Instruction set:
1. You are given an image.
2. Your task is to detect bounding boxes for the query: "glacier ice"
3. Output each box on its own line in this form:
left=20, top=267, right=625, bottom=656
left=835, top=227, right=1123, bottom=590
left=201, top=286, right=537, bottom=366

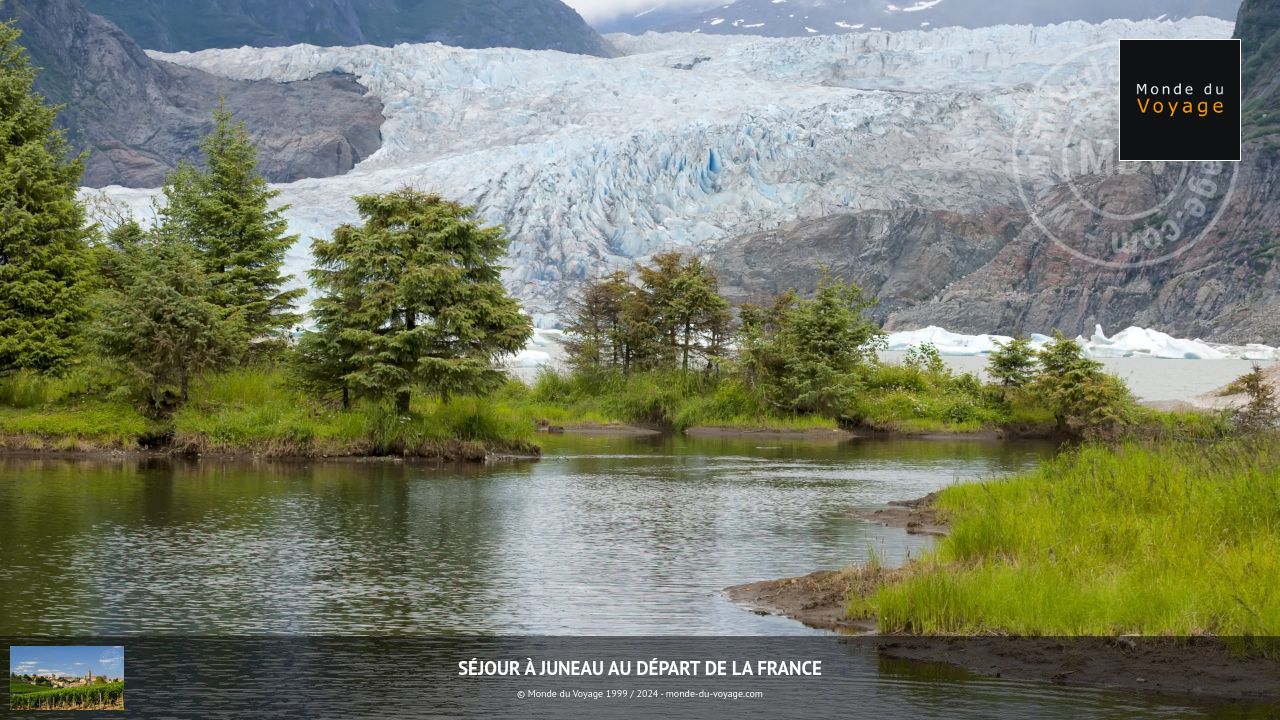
left=87, top=18, right=1233, bottom=328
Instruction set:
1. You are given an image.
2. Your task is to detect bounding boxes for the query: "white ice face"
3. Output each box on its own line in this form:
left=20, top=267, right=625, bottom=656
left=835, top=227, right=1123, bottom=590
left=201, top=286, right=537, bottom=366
left=89, top=17, right=1232, bottom=328
left=885, top=326, right=1280, bottom=361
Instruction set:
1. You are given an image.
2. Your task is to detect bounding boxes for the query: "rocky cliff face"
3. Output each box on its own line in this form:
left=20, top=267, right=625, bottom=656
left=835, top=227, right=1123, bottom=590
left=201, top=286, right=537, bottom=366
left=711, top=208, right=1029, bottom=321
left=3, top=0, right=385, bottom=188
left=82, top=0, right=616, bottom=57
left=708, top=0, right=1280, bottom=344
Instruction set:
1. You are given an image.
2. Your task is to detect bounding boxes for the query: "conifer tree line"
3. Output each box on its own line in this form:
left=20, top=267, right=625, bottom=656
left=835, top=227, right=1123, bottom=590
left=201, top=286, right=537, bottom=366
left=564, top=254, right=888, bottom=416
left=0, top=24, right=530, bottom=417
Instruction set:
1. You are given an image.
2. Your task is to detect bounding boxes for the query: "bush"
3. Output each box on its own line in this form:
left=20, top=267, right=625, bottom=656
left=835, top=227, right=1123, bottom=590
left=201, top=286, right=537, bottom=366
left=1234, top=366, right=1279, bottom=432
left=1033, top=333, right=1135, bottom=438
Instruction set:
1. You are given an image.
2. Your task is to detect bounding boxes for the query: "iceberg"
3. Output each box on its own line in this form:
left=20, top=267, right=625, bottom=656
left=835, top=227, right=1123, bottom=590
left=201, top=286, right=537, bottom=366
left=886, top=324, right=1278, bottom=361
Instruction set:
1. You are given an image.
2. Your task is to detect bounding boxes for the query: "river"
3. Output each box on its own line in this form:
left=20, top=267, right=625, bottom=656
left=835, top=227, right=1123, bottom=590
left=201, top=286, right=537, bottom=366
left=0, top=436, right=1263, bottom=718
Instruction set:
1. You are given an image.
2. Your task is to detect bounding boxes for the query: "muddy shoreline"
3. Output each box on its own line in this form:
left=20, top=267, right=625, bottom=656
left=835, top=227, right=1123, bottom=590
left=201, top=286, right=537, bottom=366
left=726, top=495, right=1280, bottom=704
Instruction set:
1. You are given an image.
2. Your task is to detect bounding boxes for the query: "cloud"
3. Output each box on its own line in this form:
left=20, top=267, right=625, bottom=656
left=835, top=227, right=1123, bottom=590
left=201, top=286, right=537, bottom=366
left=561, top=0, right=721, bottom=23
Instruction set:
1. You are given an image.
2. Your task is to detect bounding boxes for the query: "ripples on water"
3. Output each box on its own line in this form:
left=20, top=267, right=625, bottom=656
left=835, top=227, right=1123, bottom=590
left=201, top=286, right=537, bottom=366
left=1, top=436, right=1265, bottom=718
left=0, top=436, right=1049, bottom=636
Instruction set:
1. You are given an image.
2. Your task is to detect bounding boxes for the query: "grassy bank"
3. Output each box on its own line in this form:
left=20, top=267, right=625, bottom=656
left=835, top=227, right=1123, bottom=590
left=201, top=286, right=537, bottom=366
left=0, top=368, right=538, bottom=459
left=0, top=360, right=1236, bottom=457
left=499, top=365, right=1233, bottom=438
left=849, top=440, right=1280, bottom=638
left=495, top=370, right=840, bottom=433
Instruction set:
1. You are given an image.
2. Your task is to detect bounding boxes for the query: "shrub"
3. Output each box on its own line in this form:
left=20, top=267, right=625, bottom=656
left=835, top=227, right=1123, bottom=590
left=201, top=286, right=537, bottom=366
left=1234, top=366, right=1279, bottom=432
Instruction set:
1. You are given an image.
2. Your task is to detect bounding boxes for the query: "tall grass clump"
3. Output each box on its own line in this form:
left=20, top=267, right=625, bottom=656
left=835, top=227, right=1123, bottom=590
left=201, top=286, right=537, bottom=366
left=175, top=367, right=536, bottom=457
left=860, top=440, right=1280, bottom=639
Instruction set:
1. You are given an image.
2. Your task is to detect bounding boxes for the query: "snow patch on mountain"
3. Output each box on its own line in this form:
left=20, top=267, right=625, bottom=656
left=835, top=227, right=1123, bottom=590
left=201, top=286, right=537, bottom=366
left=89, top=17, right=1232, bottom=327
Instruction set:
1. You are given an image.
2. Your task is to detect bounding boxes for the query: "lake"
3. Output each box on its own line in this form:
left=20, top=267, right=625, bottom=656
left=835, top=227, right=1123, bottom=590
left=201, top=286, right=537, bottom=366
left=0, top=436, right=1262, bottom=718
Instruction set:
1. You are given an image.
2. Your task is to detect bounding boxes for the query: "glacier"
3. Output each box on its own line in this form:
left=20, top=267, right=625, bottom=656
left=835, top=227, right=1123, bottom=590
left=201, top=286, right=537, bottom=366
left=86, top=17, right=1234, bottom=328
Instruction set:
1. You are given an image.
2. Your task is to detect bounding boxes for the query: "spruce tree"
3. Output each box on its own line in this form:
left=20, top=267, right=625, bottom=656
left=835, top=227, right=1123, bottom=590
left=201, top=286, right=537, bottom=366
left=635, top=253, right=731, bottom=372
left=309, top=189, right=533, bottom=414
left=988, top=337, right=1038, bottom=389
left=289, top=280, right=362, bottom=410
left=740, top=279, right=884, bottom=415
left=160, top=102, right=303, bottom=343
left=0, top=23, right=90, bottom=374
left=94, top=232, right=240, bottom=415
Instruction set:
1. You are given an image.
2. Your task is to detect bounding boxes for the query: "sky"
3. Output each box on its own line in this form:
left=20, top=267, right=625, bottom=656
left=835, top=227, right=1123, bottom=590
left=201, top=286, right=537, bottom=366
left=562, top=0, right=720, bottom=23
left=10, top=646, right=125, bottom=680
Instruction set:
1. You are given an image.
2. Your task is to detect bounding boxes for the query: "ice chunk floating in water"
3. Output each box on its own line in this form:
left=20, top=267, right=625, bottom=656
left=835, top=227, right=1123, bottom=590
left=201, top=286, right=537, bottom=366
left=886, top=325, right=1280, bottom=361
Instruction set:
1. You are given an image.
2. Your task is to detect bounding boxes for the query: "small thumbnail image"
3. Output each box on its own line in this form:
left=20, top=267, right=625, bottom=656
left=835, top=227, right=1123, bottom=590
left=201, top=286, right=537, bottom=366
left=9, top=646, right=124, bottom=711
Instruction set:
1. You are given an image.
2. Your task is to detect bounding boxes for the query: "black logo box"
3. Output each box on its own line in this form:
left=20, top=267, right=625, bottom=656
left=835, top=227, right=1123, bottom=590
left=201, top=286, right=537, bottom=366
left=1119, top=38, right=1241, bottom=162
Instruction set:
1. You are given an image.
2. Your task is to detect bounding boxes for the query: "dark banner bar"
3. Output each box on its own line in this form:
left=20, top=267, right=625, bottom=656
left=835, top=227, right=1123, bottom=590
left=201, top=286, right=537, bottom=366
left=6, top=637, right=1279, bottom=719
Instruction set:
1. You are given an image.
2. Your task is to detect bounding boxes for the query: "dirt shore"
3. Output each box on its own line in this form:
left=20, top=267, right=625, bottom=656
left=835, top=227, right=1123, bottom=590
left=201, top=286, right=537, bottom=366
left=726, top=494, right=1280, bottom=704
left=850, top=492, right=948, bottom=537
left=684, top=426, right=855, bottom=440
left=726, top=566, right=893, bottom=634
left=879, top=636, right=1280, bottom=704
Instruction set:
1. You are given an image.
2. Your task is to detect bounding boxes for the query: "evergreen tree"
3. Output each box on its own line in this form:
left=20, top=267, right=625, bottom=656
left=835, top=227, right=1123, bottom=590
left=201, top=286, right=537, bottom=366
left=563, top=271, right=629, bottom=371
left=635, top=252, right=731, bottom=372
left=289, top=279, right=362, bottom=410
left=309, top=189, right=533, bottom=414
left=160, top=102, right=303, bottom=343
left=0, top=23, right=90, bottom=374
left=1034, top=331, right=1132, bottom=436
left=741, top=278, right=884, bottom=415
left=94, top=232, right=240, bottom=415
left=988, top=337, right=1038, bottom=389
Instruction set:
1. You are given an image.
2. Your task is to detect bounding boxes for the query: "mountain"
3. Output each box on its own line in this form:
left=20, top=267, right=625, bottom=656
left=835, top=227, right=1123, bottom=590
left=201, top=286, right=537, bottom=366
left=81, top=0, right=617, bottom=57
left=1239, top=0, right=1280, bottom=140
left=866, top=0, right=1280, bottom=342
left=3, top=0, right=385, bottom=188
left=97, top=16, right=1247, bottom=335
left=614, top=0, right=1242, bottom=36
left=596, top=3, right=723, bottom=34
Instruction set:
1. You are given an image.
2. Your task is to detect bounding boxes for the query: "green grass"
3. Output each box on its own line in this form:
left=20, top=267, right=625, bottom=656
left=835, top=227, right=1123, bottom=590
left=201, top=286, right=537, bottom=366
left=851, top=440, right=1280, bottom=638
left=173, top=368, right=538, bottom=457
left=10, top=681, right=124, bottom=711
left=0, top=366, right=539, bottom=459
left=500, top=369, right=837, bottom=432
left=0, top=359, right=1239, bottom=455
left=847, top=365, right=1015, bottom=434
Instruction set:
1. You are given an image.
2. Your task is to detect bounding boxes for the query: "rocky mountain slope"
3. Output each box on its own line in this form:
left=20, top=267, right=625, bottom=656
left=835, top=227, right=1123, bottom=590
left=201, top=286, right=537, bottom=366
left=4, top=0, right=385, bottom=188
left=93, top=17, right=1234, bottom=331
left=711, top=0, right=1280, bottom=343
left=876, top=0, right=1280, bottom=343
left=82, top=0, right=616, bottom=57
left=614, top=0, right=1241, bottom=36
left=711, top=208, right=1030, bottom=321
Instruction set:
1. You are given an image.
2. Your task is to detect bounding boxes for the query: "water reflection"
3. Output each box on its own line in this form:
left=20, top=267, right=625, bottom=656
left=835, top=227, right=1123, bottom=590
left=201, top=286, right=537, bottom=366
left=0, top=437, right=1049, bottom=637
